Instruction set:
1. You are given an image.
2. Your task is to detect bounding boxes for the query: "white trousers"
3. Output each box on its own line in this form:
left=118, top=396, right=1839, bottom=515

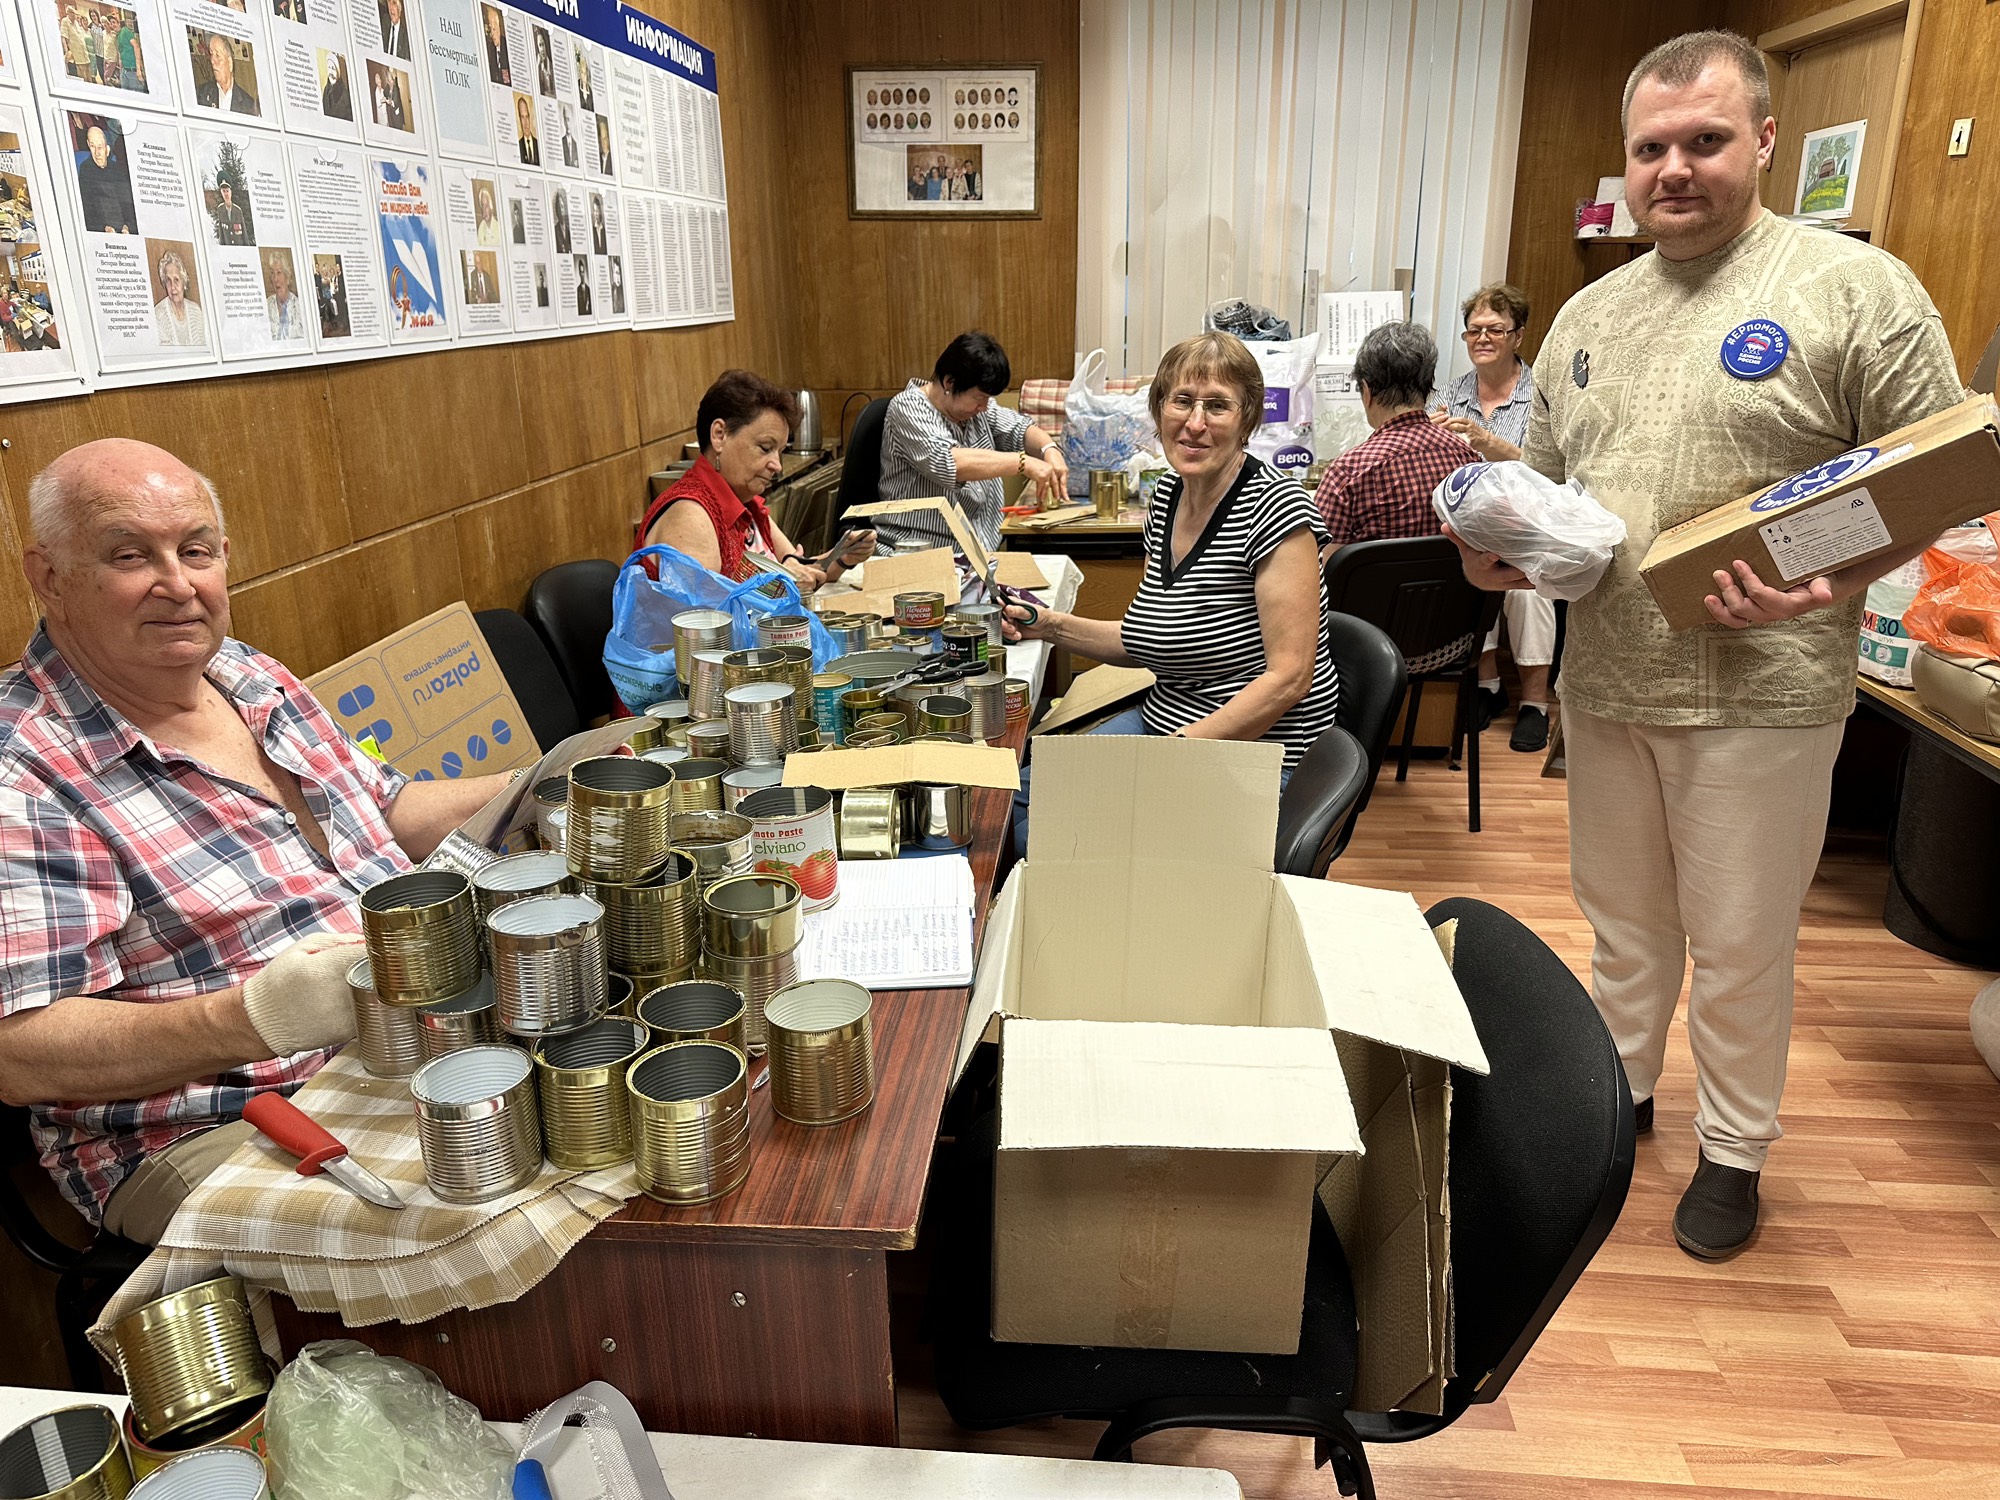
left=1482, top=589, right=1556, bottom=669
left=1565, top=709, right=1845, bottom=1171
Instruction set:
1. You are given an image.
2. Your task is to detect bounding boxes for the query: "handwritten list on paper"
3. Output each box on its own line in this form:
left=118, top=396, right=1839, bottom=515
left=797, top=857, right=976, bottom=989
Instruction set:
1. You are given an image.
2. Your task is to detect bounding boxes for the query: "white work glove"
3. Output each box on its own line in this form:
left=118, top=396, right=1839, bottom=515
left=240, top=932, right=368, bottom=1058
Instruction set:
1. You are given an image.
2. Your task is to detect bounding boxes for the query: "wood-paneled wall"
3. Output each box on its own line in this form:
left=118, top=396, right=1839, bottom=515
left=778, top=0, right=1081, bottom=427
left=1505, top=0, right=2000, bottom=381
left=0, top=1, right=804, bottom=674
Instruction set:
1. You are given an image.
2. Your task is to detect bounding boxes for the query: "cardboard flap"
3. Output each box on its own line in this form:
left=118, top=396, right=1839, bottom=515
left=1027, top=735, right=1283, bottom=872
left=991, top=552, right=1050, bottom=588
left=843, top=495, right=993, bottom=577
left=782, top=743, right=1020, bottom=791
left=1273, top=879, right=1489, bottom=1074
left=997, top=1018, right=1358, bottom=1155
left=1030, top=666, right=1155, bottom=736
left=850, top=547, right=960, bottom=595
left=957, top=865, right=1025, bottom=1083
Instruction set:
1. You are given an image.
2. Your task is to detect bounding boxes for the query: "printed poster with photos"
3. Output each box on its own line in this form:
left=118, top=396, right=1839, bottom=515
left=187, top=123, right=313, bottom=357
left=25, top=0, right=176, bottom=110
left=288, top=137, right=387, bottom=348
left=373, top=152, right=447, bottom=341
left=0, top=100, right=83, bottom=394
left=439, top=160, right=505, bottom=334
left=267, top=0, right=363, bottom=143
left=496, top=165, right=549, bottom=330
left=165, top=0, right=277, bottom=129
left=848, top=63, right=1036, bottom=217
left=344, top=0, right=425, bottom=153
left=55, top=105, right=217, bottom=368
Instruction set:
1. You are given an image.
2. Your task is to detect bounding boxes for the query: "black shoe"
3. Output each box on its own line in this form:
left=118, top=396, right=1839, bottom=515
left=1633, top=1096, right=1652, bottom=1135
left=1474, top=685, right=1507, bottom=732
left=1674, top=1156, right=1760, bottom=1261
left=1509, top=706, right=1550, bottom=752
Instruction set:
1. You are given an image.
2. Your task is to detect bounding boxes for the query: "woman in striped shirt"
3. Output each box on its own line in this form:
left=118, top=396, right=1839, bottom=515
left=1006, top=332, right=1339, bottom=843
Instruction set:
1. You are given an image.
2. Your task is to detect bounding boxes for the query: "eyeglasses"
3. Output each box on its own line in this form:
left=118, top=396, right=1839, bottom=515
left=1462, top=325, right=1518, bottom=342
left=1164, top=393, right=1242, bottom=419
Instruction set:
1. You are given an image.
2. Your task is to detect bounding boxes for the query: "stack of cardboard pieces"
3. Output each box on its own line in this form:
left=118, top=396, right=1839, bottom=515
left=956, top=735, right=1488, bottom=1413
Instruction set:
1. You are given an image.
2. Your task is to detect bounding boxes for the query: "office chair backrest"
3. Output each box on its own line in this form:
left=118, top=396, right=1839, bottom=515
left=1324, top=612, right=1406, bottom=781
left=473, top=608, right=581, bottom=753
left=1323, top=536, right=1489, bottom=670
left=525, top=559, right=620, bottom=722
left=1271, top=725, right=1369, bottom=878
left=1424, top=896, right=1634, bottom=1419
left=837, top=398, right=892, bottom=521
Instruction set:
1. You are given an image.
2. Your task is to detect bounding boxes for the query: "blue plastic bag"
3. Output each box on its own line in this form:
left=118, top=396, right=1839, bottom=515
left=1063, top=349, right=1156, bottom=499
left=603, top=545, right=839, bottom=711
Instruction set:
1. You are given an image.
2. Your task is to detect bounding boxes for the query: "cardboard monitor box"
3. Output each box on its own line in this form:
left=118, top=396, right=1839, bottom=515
left=306, top=603, right=539, bottom=782
left=957, top=735, right=1487, bottom=1405
left=1640, top=395, right=2000, bottom=632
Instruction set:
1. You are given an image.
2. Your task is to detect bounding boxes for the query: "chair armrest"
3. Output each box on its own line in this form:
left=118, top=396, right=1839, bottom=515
left=1273, top=724, right=1368, bottom=878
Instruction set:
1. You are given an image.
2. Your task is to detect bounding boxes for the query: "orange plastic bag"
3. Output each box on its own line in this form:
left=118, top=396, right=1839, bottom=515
left=1904, top=562, right=2000, bottom=663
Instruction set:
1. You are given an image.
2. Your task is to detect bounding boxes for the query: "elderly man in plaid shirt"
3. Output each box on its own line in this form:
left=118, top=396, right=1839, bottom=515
left=0, top=440, right=511, bottom=1241
left=1314, top=321, right=1479, bottom=553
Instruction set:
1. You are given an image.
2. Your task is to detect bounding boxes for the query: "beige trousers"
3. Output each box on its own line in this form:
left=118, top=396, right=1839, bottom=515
left=1565, top=708, right=1845, bottom=1172
left=101, top=1120, right=258, bottom=1245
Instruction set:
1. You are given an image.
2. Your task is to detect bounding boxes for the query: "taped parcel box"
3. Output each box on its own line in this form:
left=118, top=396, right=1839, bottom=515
left=306, top=603, right=538, bottom=781
left=954, top=736, right=1487, bottom=1400
left=1640, top=396, right=2000, bottom=631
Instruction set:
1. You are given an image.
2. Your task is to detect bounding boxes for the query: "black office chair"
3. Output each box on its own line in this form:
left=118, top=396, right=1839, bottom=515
left=525, top=559, right=620, bottom=723
left=928, top=897, right=1634, bottom=1499
left=1, top=1107, right=145, bottom=1391
left=1274, top=724, right=1369, bottom=878
left=837, top=397, right=891, bottom=524
left=474, top=608, right=581, bottom=753
left=1323, top=538, right=1499, bottom=833
left=1322, top=612, right=1408, bottom=860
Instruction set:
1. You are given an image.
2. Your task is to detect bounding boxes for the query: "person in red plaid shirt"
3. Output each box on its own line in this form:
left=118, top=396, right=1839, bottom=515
left=0, top=440, right=512, bottom=1240
left=1314, top=321, right=1478, bottom=553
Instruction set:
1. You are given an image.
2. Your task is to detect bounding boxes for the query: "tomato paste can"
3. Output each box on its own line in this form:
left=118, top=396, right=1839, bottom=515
left=738, top=785, right=840, bottom=911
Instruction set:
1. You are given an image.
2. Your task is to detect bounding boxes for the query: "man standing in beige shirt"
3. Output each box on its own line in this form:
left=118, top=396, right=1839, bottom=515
left=1450, top=31, right=1967, bottom=1259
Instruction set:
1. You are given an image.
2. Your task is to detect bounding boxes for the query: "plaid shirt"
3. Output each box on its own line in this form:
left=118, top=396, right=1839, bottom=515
left=1315, top=410, right=1480, bottom=549
left=0, top=629, right=413, bottom=1222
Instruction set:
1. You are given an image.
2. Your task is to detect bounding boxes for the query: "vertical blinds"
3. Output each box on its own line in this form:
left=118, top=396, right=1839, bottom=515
left=1077, top=0, right=1532, bottom=384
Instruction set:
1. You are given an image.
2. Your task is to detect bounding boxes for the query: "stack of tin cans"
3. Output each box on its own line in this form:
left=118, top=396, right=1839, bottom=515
left=696, top=873, right=803, bottom=1053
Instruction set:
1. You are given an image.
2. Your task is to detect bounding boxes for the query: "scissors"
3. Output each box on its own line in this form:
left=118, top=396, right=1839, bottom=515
left=984, top=557, right=1039, bottom=628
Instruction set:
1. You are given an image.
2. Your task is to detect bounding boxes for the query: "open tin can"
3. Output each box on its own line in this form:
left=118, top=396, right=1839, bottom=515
left=359, top=870, right=480, bottom=1007
left=765, top=978, right=875, bottom=1126
left=535, top=1015, right=650, bottom=1169
left=627, top=1041, right=752, bottom=1204
left=637, top=979, right=746, bottom=1053
left=565, top=758, right=675, bottom=884
left=346, top=957, right=425, bottom=1079
left=410, top=1045, right=544, bottom=1203
left=414, top=974, right=499, bottom=1060
left=111, top=1277, right=270, bottom=1445
left=488, top=894, right=609, bottom=1037
left=126, top=1446, right=267, bottom=1499
left=0, top=1404, right=133, bottom=1500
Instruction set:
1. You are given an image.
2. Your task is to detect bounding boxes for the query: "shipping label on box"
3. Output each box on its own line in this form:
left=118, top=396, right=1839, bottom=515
left=306, top=603, right=538, bottom=782
left=1639, top=396, right=2000, bottom=632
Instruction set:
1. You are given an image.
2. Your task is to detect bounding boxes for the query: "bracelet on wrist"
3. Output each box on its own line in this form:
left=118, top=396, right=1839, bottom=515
left=1016, top=450, right=1027, bottom=476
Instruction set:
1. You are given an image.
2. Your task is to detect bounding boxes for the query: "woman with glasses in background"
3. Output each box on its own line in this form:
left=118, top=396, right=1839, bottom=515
left=1431, top=282, right=1557, bottom=751
left=1005, top=331, right=1338, bottom=844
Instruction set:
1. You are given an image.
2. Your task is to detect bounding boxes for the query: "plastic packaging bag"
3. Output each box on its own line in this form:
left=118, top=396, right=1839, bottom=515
left=1062, top=349, right=1156, bottom=499
left=1859, top=557, right=1926, bottom=686
left=1243, top=331, right=1323, bottom=478
left=1204, top=297, right=1292, bottom=342
left=1904, top=559, right=2000, bottom=663
left=265, top=1340, right=515, bottom=1500
left=603, top=543, right=837, bottom=710
left=1432, top=460, right=1627, bottom=602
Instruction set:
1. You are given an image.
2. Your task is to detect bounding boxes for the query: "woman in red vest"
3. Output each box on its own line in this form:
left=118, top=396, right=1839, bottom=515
left=635, top=370, right=874, bottom=585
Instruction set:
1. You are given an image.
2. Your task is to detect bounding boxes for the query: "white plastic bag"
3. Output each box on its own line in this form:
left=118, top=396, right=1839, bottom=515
left=1062, top=348, right=1155, bottom=498
left=1244, top=331, right=1323, bottom=478
left=1859, top=556, right=1927, bottom=687
left=1433, top=460, right=1627, bottom=602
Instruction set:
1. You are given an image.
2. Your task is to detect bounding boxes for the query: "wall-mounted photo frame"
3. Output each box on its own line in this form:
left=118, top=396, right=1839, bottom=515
left=846, top=64, right=1039, bottom=219
left=1794, top=118, right=1866, bottom=220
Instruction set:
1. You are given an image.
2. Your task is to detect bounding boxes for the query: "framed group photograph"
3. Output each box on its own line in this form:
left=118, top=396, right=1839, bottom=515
left=846, top=63, right=1039, bottom=219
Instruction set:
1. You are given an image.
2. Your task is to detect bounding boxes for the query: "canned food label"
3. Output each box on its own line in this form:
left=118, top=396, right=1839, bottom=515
left=751, top=807, right=840, bottom=909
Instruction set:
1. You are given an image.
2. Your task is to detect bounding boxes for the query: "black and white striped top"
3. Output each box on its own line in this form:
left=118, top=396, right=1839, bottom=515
left=1121, top=455, right=1340, bottom=770
left=875, top=380, right=1032, bottom=554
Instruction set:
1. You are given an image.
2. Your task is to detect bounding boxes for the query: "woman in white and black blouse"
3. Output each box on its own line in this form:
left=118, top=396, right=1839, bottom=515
left=1005, top=331, right=1338, bottom=843
left=874, top=331, right=1068, bottom=553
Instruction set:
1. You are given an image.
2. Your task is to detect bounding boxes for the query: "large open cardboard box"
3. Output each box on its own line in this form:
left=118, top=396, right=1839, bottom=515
left=954, top=736, right=1487, bottom=1402
left=1640, top=395, right=2000, bottom=631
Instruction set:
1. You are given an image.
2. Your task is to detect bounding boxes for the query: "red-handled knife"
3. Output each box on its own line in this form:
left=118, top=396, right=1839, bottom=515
left=242, top=1093, right=407, bottom=1209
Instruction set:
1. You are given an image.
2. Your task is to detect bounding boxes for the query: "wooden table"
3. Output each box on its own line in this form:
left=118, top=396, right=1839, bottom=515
left=999, top=512, right=1146, bottom=646
left=1857, top=675, right=2000, bottom=782
left=272, top=727, right=1026, bottom=1447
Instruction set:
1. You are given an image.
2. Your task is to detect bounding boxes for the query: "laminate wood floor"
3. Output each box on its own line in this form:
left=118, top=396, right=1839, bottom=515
left=896, top=718, right=2000, bottom=1497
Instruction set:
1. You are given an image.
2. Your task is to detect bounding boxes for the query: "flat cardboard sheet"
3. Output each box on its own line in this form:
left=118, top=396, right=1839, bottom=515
left=842, top=495, right=994, bottom=577
left=1030, top=666, right=1155, bottom=736
left=307, top=603, right=538, bottom=781
left=781, top=742, right=1021, bottom=791
left=853, top=546, right=960, bottom=595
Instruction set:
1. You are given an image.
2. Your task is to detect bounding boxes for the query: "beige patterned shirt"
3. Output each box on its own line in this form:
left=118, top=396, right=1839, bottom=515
left=1525, top=211, right=1963, bottom=727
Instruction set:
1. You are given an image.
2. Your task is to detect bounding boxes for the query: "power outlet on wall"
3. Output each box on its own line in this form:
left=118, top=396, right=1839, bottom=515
left=1950, top=118, right=1974, bottom=157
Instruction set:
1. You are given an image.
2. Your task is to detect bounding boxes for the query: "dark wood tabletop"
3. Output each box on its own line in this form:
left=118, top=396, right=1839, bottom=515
left=597, top=721, right=1022, bottom=1250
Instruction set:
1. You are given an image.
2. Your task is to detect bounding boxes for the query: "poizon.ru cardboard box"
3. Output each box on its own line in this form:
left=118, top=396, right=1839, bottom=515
left=954, top=736, right=1487, bottom=1398
left=306, top=603, right=538, bottom=781
left=1640, top=396, right=2000, bottom=631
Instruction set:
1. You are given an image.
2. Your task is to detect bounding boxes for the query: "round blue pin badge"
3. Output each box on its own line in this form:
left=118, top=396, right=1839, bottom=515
left=1720, top=319, right=1790, bottom=380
